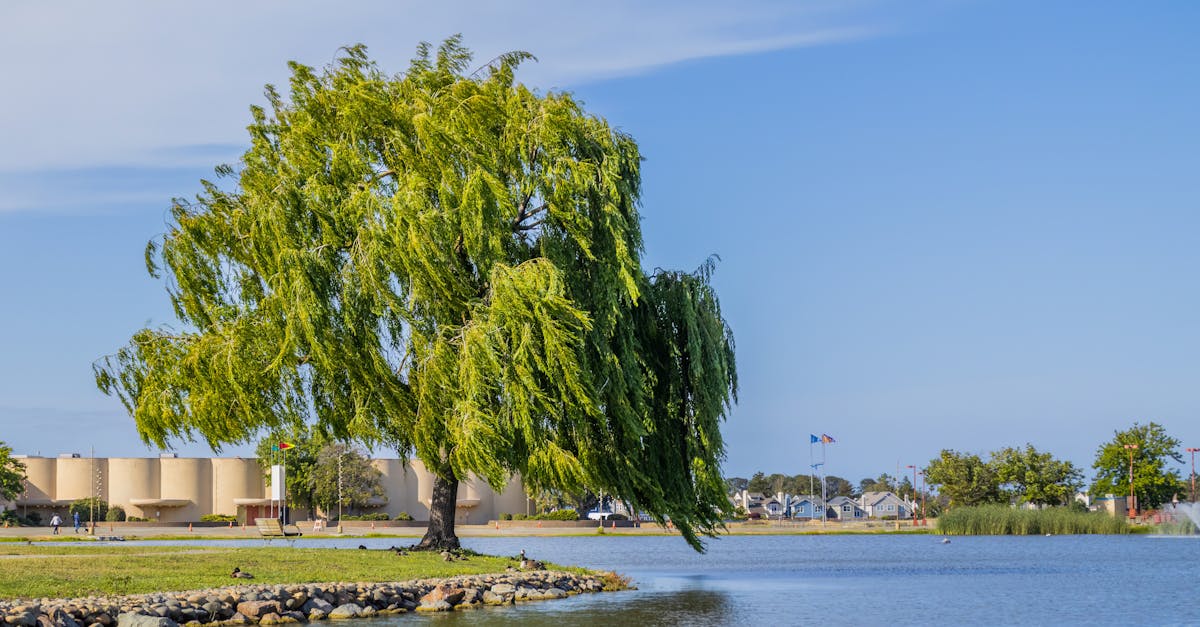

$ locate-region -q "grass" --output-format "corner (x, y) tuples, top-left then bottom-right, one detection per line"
(937, 505), (1129, 535)
(0, 545), (548, 600)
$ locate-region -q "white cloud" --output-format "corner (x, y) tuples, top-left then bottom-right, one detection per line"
(0, 0), (886, 173)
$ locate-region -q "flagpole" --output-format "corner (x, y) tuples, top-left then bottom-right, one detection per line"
(821, 438), (827, 526)
(808, 437), (815, 507)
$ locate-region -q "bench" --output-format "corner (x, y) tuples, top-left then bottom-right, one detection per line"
(255, 518), (302, 538)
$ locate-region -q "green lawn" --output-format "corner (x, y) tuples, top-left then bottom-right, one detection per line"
(0, 545), (535, 600)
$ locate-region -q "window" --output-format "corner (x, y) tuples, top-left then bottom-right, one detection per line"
(887, 504), (895, 511)
(842, 504), (851, 512)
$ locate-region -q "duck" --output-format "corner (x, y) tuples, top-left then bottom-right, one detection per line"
(231, 567), (255, 579)
(940, 538), (951, 544)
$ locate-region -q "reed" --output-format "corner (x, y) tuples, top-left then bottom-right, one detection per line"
(936, 505), (1128, 535)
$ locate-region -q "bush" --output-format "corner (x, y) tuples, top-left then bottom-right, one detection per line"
(544, 509), (579, 521)
(200, 514), (236, 523)
(126, 516), (150, 522)
(340, 512), (390, 521)
(23, 512), (42, 526)
(0, 510), (18, 526)
(69, 497), (108, 522)
(393, 512), (413, 521)
(105, 506), (126, 522)
(499, 513), (513, 520)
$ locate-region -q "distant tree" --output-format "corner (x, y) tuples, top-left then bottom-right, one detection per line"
(255, 427), (328, 520)
(724, 477), (749, 494)
(309, 443), (385, 518)
(859, 474), (897, 495)
(0, 441), (26, 502)
(747, 472), (770, 493)
(924, 450), (1001, 508)
(1090, 422), (1185, 509)
(824, 476), (854, 498)
(992, 444), (1083, 506)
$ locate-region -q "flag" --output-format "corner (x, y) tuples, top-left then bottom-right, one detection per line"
(821, 434), (836, 444)
(279, 442), (295, 450)
(810, 434), (820, 443)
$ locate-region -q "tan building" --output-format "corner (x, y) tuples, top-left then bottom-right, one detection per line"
(8, 454), (528, 524)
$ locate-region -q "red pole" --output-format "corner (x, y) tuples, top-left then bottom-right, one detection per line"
(1187, 448), (1199, 503)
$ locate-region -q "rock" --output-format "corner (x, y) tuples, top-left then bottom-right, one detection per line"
(306, 609), (326, 621)
(328, 604), (362, 619)
(222, 612), (251, 625)
(234, 601), (279, 619)
(414, 601), (451, 613)
(9, 612), (37, 627)
(257, 613), (281, 625)
(489, 584), (516, 595)
(481, 591), (508, 606)
(544, 588), (567, 599)
(36, 615), (55, 627)
(419, 585), (465, 609)
(115, 614), (179, 627)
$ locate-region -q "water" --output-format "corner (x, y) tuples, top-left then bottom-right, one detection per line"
(129, 534), (1200, 625)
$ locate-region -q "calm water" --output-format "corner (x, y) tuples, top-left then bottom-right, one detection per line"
(134, 534), (1200, 625)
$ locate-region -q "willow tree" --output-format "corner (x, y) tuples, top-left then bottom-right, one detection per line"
(94, 38), (737, 550)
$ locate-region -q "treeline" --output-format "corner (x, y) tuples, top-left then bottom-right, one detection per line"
(728, 421), (1195, 514)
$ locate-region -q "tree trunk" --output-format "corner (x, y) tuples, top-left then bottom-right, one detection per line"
(417, 470), (460, 550)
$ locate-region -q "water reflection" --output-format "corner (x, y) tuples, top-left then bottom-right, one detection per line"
(384, 589), (734, 626)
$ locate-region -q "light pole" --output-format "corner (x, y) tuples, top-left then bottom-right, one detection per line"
(1187, 447), (1199, 503)
(918, 470), (926, 526)
(906, 465), (918, 527)
(1123, 443), (1139, 517)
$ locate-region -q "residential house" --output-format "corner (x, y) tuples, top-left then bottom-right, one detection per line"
(859, 491), (914, 520)
(827, 495), (865, 520)
(788, 495), (827, 520)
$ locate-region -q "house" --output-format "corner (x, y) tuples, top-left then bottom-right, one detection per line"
(827, 495), (865, 520)
(859, 491), (914, 520)
(788, 495), (827, 520)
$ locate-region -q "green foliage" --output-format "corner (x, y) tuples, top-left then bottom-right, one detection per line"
(255, 427), (326, 516)
(937, 505), (1128, 535)
(1090, 421), (1185, 509)
(499, 512), (513, 520)
(0, 441), (26, 502)
(510, 509), (579, 521)
(339, 513), (390, 521)
(992, 444), (1083, 506)
(199, 514), (236, 522)
(126, 516), (151, 522)
(925, 450), (1002, 507)
(105, 506), (127, 522)
(394, 511), (414, 521)
(93, 38), (736, 551)
(69, 497), (108, 522)
(309, 443), (384, 515)
(742, 472), (852, 498)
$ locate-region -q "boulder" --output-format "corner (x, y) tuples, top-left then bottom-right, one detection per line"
(116, 614), (179, 627)
(489, 584), (516, 595)
(234, 601), (279, 619)
(327, 604), (362, 620)
(418, 585), (465, 608)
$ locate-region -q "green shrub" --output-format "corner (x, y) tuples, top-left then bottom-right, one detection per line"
(125, 516), (150, 522)
(200, 514), (236, 523)
(499, 513), (513, 520)
(393, 512), (413, 521)
(544, 509), (579, 521)
(105, 506), (126, 522)
(23, 512), (42, 526)
(937, 504), (1128, 535)
(340, 513), (390, 521)
(69, 497), (108, 523)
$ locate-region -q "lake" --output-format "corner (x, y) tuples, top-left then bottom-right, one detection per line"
(138, 533), (1200, 625)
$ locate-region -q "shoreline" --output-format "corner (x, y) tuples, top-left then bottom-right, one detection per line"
(0, 569), (627, 626)
(0, 520), (938, 542)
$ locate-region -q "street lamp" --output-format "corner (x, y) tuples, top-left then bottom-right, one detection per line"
(905, 465), (918, 527)
(918, 470), (926, 526)
(1123, 443), (1139, 517)
(1187, 447), (1199, 503)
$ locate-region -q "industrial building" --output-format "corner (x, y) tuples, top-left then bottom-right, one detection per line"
(5, 454), (528, 524)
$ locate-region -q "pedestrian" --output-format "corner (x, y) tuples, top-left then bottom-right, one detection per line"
(73, 511), (81, 533)
(50, 513), (62, 535)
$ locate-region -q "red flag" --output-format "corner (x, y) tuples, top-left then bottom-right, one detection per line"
(279, 442), (295, 450)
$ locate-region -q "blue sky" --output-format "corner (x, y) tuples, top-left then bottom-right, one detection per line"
(2, 1), (1199, 485)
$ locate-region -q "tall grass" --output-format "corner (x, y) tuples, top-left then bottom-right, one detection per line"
(937, 505), (1128, 535)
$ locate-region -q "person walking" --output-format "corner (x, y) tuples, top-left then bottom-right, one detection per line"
(73, 511), (81, 533)
(49, 514), (62, 535)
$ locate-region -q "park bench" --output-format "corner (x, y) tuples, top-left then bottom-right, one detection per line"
(255, 517), (302, 538)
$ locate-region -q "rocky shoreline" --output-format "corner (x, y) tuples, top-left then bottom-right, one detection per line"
(0, 570), (624, 627)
